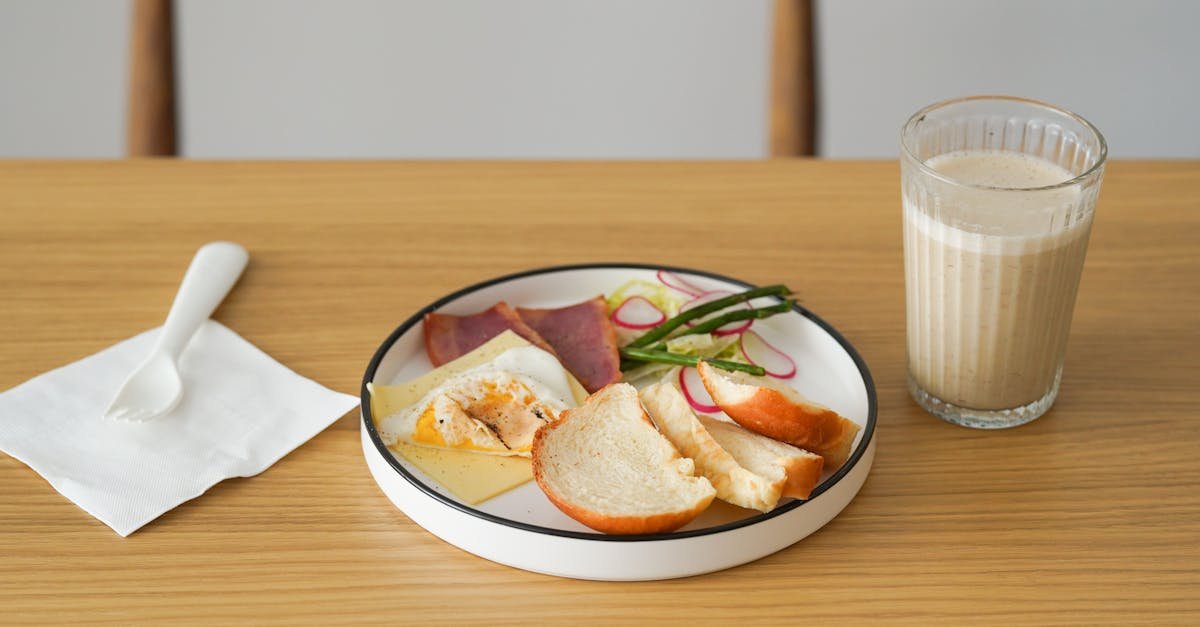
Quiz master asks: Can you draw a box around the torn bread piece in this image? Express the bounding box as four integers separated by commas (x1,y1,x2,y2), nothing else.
697,361,861,468
640,381,823,512
697,415,823,501
532,383,715,534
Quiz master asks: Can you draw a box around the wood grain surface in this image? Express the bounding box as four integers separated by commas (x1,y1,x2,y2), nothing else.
0,161,1197,625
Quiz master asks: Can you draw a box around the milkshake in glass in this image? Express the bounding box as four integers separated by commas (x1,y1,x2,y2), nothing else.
901,96,1106,428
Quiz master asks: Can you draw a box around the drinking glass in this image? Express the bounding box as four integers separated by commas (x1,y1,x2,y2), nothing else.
900,96,1106,428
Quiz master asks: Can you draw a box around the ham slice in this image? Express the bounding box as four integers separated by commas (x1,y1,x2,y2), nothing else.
422,297,623,394
423,302,558,366
517,296,621,393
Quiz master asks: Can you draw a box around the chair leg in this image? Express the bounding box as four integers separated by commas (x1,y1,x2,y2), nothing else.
127,0,177,157
769,0,816,157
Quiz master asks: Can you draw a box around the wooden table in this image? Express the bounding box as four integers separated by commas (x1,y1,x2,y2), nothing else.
2,161,1197,624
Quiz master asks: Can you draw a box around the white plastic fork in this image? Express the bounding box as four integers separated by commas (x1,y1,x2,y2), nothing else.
103,241,249,422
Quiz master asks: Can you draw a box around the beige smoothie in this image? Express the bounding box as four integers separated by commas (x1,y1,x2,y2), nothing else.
903,150,1093,410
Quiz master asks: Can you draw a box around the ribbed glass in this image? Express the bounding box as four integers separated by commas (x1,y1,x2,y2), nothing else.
900,96,1106,429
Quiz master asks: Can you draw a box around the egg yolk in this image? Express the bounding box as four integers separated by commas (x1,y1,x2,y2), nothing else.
413,383,546,454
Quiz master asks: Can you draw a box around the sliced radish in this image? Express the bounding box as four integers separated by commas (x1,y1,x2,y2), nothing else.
610,296,666,330
656,269,706,297
739,330,797,379
679,366,720,414
680,290,753,336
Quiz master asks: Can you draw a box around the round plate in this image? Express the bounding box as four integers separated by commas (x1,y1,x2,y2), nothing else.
360,264,877,581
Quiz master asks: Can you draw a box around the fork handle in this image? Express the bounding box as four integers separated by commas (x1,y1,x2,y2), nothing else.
155,241,250,360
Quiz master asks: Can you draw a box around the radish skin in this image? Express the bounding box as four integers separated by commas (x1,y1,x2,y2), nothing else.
656,269,706,297
679,366,720,414
739,330,797,379
611,295,667,330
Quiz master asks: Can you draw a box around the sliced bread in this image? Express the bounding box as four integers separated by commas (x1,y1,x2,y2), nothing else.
531,383,715,535
640,381,823,512
696,415,823,500
697,361,861,468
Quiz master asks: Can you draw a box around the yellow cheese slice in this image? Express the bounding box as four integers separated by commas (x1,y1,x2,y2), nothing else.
369,330,588,505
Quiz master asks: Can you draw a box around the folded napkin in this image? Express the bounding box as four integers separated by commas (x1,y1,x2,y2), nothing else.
0,320,359,536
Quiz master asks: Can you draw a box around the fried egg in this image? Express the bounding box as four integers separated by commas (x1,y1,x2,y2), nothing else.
378,346,575,456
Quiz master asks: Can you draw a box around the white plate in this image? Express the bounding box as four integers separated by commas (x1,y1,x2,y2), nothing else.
360,264,877,581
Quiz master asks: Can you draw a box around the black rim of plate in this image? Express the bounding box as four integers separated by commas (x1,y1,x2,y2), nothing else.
360,262,878,542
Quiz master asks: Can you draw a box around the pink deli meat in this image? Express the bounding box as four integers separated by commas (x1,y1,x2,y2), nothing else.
517,296,621,393
423,302,558,367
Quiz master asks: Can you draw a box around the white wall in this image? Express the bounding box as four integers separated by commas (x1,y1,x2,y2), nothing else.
176,0,772,158
0,0,129,158
0,1,1196,158
815,0,1200,158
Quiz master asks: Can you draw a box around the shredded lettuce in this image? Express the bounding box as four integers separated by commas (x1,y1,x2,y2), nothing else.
664,333,740,359
620,361,677,388
664,334,715,354
714,335,744,362
605,279,685,318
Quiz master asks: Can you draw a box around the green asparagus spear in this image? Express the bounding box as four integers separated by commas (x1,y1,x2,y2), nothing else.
619,347,766,376
626,284,792,349
650,301,794,348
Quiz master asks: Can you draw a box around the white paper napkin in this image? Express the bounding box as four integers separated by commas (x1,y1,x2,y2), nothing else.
0,320,359,536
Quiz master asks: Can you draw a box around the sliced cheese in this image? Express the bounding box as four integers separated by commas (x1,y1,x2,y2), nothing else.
369,330,588,505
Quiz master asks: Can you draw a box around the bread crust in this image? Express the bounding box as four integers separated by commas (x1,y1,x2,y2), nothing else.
531,384,715,535
642,382,780,512
698,363,860,468
534,471,713,535
777,453,824,500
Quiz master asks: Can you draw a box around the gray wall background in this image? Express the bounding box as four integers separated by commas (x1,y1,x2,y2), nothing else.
175,0,771,158
0,0,1196,158
816,0,1200,158
0,0,130,157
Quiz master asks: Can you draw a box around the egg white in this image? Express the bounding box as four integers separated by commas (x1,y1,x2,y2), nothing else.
379,346,576,456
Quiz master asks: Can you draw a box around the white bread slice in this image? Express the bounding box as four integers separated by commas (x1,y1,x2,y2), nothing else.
531,383,715,535
640,381,823,512
640,381,778,511
697,361,861,468
696,415,823,500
